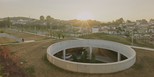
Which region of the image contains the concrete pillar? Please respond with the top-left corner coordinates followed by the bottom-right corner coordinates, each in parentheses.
top-left (63, 49), bottom-right (66, 60)
top-left (117, 52), bottom-right (121, 61)
top-left (89, 47), bottom-right (92, 59)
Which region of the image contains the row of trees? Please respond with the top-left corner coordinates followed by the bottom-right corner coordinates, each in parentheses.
top-left (39, 15), bottom-right (55, 26)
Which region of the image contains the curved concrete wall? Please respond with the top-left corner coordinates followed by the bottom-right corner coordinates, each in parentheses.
top-left (47, 39), bottom-right (136, 73)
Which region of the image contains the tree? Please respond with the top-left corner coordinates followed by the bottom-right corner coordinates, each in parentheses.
top-left (115, 18), bottom-right (125, 25)
top-left (40, 15), bottom-right (45, 21)
top-left (150, 19), bottom-right (154, 22)
top-left (126, 20), bottom-right (132, 23)
top-left (8, 17), bottom-right (11, 27)
top-left (80, 49), bottom-right (88, 63)
top-left (46, 15), bottom-right (54, 26)
top-left (72, 54), bottom-right (78, 62)
top-left (141, 19), bottom-right (148, 24)
top-left (46, 15), bottom-right (54, 22)
top-left (119, 18), bottom-right (125, 23)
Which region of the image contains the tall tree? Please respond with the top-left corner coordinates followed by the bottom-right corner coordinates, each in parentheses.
top-left (126, 20), bottom-right (132, 23)
top-left (40, 15), bottom-right (45, 21)
top-left (115, 18), bottom-right (125, 25)
top-left (6, 17), bottom-right (11, 28)
top-left (46, 15), bottom-right (54, 26)
top-left (46, 15), bottom-right (53, 22)
top-left (141, 19), bottom-right (148, 24)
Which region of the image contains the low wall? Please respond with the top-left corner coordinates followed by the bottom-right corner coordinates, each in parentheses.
top-left (47, 39), bottom-right (136, 73)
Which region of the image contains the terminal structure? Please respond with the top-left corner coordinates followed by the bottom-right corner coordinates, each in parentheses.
top-left (47, 39), bottom-right (136, 74)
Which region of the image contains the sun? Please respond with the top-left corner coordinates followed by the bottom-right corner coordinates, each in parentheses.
top-left (76, 12), bottom-right (94, 20)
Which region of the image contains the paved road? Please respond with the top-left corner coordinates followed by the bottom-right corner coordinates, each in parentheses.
top-left (128, 46), bottom-right (154, 51)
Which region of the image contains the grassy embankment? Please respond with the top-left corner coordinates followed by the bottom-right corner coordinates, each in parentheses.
top-left (79, 33), bottom-right (154, 48)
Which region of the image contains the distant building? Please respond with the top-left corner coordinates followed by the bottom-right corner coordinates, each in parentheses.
top-left (92, 27), bottom-right (99, 33)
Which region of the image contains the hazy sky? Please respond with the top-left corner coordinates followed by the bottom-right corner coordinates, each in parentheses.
top-left (0, 0), bottom-right (154, 21)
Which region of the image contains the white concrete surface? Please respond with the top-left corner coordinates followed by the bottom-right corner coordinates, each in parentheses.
top-left (117, 52), bottom-right (121, 61)
top-left (47, 39), bottom-right (136, 73)
top-left (129, 46), bottom-right (154, 51)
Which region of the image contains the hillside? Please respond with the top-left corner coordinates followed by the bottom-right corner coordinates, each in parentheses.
top-left (79, 33), bottom-right (154, 48)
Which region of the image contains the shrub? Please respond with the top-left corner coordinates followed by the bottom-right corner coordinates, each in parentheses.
top-left (0, 30), bottom-right (4, 33)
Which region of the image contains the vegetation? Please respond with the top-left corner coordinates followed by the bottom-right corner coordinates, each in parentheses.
top-left (0, 46), bottom-right (32, 77)
top-left (2, 29), bottom-right (47, 41)
top-left (0, 30), bottom-right (4, 33)
top-left (80, 33), bottom-right (154, 48)
top-left (71, 48), bottom-right (98, 63)
top-left (80, 33), bottom-right (131, 45)
top-left (3, 39), bottom-right (154, 77)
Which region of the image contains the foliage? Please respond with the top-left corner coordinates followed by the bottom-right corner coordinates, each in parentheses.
top-left (0, 46), bottom-right (11, 60)
top-left (72, 54), bottom-right (78, 62)
top-left (0, 30), bottom-right (4, 33)
top-left (91, 53), bottom-right (96, 63)
top-left (80, 49), bottom-right (88, 62)
top-left (0, 46), bottom-right (31, 77)
top-left (40, 15), bottom-right (45, 21)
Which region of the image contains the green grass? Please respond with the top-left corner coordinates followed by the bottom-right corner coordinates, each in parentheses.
top-left (80, 33), bottom-right (154, 48)
top-left (24, 65), bottom-right (35, 76)
top-left (80, 33), bottom-right (131, 45)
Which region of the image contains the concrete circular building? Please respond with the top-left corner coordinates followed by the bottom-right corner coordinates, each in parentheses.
top-left (47, 39), bottom-right (136, 74)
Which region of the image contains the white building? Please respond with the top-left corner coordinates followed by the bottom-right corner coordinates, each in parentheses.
top-left (92, 27), bottom-right (99, 33)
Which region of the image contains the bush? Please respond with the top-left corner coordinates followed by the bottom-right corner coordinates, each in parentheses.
top-left (0, 30), bottom-right (4, 33)
top-left (72, 54), bottom-right (78, 62)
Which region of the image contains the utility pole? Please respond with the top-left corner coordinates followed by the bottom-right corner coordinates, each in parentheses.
top-left (131, 30), bottom-right (134, 46)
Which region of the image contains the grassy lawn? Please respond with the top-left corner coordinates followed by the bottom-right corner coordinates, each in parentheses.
top-left (80, 33), bottom-right (131, 45)
top-left (0, 37), bottom-right (17, 44)
top-left (2, 29), bottom-right (48, 41)
top-left (1, 30), bottom-right (154, 77)
top-left (4, 39), bottom-right (154, 77)
top-left (79, 33), bottom-right (154, 48)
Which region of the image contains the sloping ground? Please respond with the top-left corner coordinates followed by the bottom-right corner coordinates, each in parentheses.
top-left (79, 33), bottom-right (131, 45)
top-left (3, 29), bottom-right (47, 41)
top-left (0, 46), bottom-right (30, 77)
top-left (0, 37), bottom-right (16, 44)
top-left (79, 33), bottom-right (154, 48)
top-left (4, 39), bottom-right (154, 77)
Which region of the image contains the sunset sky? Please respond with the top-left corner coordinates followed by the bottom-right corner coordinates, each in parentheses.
top-left (0, 0), bottom-right (154, 21)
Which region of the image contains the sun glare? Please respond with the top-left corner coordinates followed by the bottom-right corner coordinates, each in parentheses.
top-left (76, 12), bottom-right (94, 20)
